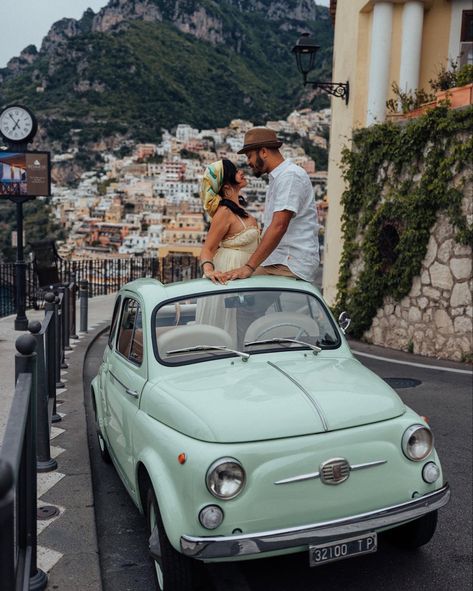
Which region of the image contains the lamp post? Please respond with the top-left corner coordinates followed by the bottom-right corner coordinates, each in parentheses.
top-left (292, 33), bottom-right (350, 105)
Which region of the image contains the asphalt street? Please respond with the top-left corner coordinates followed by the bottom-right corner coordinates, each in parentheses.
top-left (83, 333), bottom-right (472, 591)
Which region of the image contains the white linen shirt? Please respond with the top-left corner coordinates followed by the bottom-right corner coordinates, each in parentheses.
top-left (262, 159), bottom-right (319, 282)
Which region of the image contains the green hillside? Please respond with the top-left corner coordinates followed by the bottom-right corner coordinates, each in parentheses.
top-left (0, 1), bottom-right (333, 149)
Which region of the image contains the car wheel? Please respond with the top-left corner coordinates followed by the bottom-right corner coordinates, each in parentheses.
top-left (96, 430), bottom-right (111, 463)
top-left (146, 486), bottom-right (193, 591)
top-left (386, 510), bottom-right (438, 549)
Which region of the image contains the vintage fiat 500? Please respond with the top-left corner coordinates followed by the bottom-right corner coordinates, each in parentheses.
top-left (91, 276), bottom-right (450, 591)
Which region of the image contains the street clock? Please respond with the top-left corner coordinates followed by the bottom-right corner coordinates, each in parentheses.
top-left (0, 104), bottom-right (38, 145)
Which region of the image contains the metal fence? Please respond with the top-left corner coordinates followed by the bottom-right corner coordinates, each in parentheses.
top-left (0, 335), bottom-right (48, 591)
top-left (0, 254), bottom-right (200, 318)
top-left (0, 281), bottom-right (89, 591)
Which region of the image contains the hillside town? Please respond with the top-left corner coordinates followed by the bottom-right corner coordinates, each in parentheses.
top-left (51, 108), bottom-right (330, 260)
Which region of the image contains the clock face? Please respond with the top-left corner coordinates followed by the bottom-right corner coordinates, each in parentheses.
top-left (0, 105), bottom-right (36, 143)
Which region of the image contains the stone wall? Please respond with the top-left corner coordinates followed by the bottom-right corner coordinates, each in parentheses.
top-left (365, 207), bottom-right (472, 362)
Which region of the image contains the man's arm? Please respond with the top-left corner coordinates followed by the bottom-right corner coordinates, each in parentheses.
top-left (226, 210), bottom-right (293, 280)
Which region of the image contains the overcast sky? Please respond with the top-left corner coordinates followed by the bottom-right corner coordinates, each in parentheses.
top-left (0, 0), bottom-right (331, 68)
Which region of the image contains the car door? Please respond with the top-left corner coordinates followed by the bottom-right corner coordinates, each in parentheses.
top-left (104, 296), bottom-right (147, 493)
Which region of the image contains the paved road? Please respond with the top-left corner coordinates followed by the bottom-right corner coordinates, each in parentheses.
top-left (84, 334), bottom-right (472, 591)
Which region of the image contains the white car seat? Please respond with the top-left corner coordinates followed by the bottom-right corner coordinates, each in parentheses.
top-left (244, 312), bottom-right (319, 343)
top-left (158, 324), bottom-right (233, 358)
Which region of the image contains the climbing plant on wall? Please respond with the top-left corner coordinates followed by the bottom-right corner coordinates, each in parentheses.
top-left (335, 105), bottom-right (473, 338)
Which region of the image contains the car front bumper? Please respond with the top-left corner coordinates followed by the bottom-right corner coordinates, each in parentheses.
top-left (180, 483), bottom-right (450, 559)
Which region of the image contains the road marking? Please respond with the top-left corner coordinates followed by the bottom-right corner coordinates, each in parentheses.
top-left (37, 545), bottom-right (63, 573)
top-left (353, 350), bottom-right (473, 375)
top-left (38, 471), bottom-right (65, 497)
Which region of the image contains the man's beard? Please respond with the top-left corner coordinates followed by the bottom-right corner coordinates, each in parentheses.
top-left (252, 155), bottom-right (266, 178)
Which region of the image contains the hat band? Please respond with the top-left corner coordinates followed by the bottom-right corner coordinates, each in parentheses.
top-left (240, 140), bottom-right (282, 151)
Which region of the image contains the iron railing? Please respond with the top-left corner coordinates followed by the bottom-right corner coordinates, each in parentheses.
top-left (0, 254), bottom-right (200, 318)
top-left (0, 282), bottom-right (88, 591)
top-left (0, 335), bottom-right (48, 591)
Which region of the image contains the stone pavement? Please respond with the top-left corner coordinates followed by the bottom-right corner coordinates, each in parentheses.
top-left (0, 293), bottom-right (116, 590)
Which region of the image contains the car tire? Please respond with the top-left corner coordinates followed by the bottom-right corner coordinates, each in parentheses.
top-left (146, 486), bottom-right (194, 591)
top-left (96, 430), bottom-right (112, 463)
top-left (386, 510), bottom-right (438, 549)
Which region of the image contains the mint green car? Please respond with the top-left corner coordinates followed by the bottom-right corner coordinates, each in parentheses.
top-left (91, 276), bottom-right (450, 591)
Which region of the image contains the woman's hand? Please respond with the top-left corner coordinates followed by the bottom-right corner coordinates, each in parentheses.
top-left (203, 270), bottom-right (228, 285)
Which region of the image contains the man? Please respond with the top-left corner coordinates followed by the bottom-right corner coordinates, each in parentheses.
top-left (225, 127), bottom-right (319, 282)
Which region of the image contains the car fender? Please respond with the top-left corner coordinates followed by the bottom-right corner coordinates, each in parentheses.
top-left (135, 444), bottom-right (190, 551)
top-left (91, 376), bottom-right (108, 437)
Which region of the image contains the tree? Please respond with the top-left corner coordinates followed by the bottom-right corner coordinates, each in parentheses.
top-left (0, 198), bottom-right (66, 262)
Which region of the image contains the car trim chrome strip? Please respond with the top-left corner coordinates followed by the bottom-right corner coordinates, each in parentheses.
top-left (180, 483), bottom-right (450, 560)
top-left (274, 460), bottom-right (387, 485)
top-left (267, 361), bottom-right (329, 431)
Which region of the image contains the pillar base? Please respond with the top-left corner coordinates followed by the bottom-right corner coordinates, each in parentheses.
top-left (29, 568), bottom-right (48, 591)
top-left (37, 457), bottom-right (58, 473)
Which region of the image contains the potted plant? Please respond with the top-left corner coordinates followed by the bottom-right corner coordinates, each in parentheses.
top-left (430, 62), bottom-right (473, 108)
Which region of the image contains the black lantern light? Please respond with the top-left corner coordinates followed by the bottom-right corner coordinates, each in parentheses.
top-left (292, 33), bottom-right (350, 105)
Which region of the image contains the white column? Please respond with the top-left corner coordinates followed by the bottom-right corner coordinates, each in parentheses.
top-left (399, 1), bottom-right (424, 93)
top-left (366, 2), bottom-right (394, 126)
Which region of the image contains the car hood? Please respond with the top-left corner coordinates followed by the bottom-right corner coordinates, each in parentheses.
top-left (142, 356), bottom-right (405, 443)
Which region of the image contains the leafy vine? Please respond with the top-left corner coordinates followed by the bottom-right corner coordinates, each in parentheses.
top-left (335, 105), bottom-right (473, 338)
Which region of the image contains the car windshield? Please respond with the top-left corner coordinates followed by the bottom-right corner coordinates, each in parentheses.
top-left (154, 289), bottom-right (340, 365)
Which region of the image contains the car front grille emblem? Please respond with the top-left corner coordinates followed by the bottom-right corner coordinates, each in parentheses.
top-left (320, 458), bottom-right (351, 485)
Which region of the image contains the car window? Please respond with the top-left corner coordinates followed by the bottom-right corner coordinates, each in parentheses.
top-left (108, 296), bottom-right (122, 349)
top-left (117, 298), bottom-right (143, 365)
top-left (153, 289), bottom-right (340, 365)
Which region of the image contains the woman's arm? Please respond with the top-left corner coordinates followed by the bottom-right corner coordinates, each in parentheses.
top-left (200, 209), bottom-right (231, 283)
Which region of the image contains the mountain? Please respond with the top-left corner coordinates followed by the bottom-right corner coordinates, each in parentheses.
top-left (0, 0), bottom-right (333, 158)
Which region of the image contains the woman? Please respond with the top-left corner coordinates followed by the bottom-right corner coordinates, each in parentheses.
top-left (199, 159), bottom-right (259, 283)
top-left (196, 159), bottom-right (259, 337)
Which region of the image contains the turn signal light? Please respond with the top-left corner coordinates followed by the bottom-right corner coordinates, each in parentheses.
top-left (178, 453), bottom-right (187, 465)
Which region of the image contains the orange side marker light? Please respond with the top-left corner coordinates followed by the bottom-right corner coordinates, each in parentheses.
top-left (178, 453), bottom-right (187, 465)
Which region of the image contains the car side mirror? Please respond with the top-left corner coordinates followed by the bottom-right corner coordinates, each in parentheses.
top-left (338, 311), bottom-right (351, 334)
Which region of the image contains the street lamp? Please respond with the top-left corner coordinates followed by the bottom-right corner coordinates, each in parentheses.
top-left (292, 33), bottom-right (349, 105)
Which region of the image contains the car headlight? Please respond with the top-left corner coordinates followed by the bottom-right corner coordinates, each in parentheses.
top-left (206, 458), bottom-right (246, 500)
top-left (402, 424), bottom-right (433, 461)
top-left (422, 461), bottom-right (440, 484)
top-left (199, 505), bottom-right (224, 529)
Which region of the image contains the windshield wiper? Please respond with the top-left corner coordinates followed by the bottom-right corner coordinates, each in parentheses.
top-left (165, 345), bottom-right (250, 361)
top-left (244, 338), bottom-right (322, 355)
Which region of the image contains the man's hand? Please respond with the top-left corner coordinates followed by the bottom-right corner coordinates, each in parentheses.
top-left (225, 265), bottom-right (253, 281)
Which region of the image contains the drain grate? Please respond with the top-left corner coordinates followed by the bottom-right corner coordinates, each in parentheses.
top-left (37, 505), bottom-right (60, 520)
top-left (383, 377), bottom-right (422, 389)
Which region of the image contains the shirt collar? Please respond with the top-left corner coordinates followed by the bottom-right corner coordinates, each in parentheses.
top-left (269, 159), bottom-right (291, 181)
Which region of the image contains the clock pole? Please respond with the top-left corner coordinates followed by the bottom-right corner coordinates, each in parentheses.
top-left (0, 104), bottom-right (39, 331)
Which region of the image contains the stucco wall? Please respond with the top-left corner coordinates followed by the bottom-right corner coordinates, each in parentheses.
top-left (324, 0), bottom-right (457, 306)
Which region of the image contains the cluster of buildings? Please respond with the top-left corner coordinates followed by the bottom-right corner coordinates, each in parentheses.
top-left (52, 108), bottom-right (330, 260)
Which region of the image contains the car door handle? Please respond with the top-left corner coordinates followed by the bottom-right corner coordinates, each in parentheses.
top-left (125, 388), bottom-right (139, 399)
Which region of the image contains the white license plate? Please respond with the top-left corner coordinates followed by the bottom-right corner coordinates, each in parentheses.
top-left (309, 532), bottom-right (377, 567)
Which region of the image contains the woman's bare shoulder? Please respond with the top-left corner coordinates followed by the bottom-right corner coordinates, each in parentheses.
top-left (211, 206), bottom-right (232, 223)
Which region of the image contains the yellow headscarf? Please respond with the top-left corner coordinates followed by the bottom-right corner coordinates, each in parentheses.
top-left (200, 160), bottom-right (224, 217)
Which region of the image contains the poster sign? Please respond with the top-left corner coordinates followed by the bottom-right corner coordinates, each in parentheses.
top-left (0, 151), bottom-right (51, 198)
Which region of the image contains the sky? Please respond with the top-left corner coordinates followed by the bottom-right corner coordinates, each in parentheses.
top-left (0, 0), bottom-right (109, 67)
top-left (0, 0), bottom-right (331, 68)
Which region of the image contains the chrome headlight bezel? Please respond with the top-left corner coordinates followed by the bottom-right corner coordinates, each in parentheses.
top-left (402, 424), bottom-right (433, 461)
top-left (206, 457), bottom-right (246, 500)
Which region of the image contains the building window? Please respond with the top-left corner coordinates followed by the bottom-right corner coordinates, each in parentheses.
top-left (461, 11), bottom-right (473, 42)
top-left (460, 10), bottom-right (473, 65)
